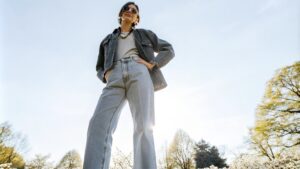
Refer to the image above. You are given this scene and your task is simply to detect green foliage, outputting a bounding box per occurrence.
[194,140,227,169]
[250,61,300,159]
[0,122,26,169]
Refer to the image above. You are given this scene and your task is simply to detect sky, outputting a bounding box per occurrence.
[1,0,299,165]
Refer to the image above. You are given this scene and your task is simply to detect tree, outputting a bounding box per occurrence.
[229,149,300,169]
[110,148,133,169]
[54,150,82,169]
[0,122,27,168]
[158,144,175,169]
[0,145,25,168]
[250,61,300,159]
[167,129,195,169]
[194,140,227,168]
[248,129,275,161]
[25,154,53,169]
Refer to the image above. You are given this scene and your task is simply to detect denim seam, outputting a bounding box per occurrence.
[101,95,125,169]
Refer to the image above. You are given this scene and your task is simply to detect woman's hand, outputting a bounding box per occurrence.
[136,58,155,70]
[104,70,112,82]
[105,74,109,81]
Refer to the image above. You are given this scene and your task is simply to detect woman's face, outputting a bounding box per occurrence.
[120,4,139,26]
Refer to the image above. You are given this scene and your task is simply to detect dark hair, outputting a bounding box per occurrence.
[118,2,140,27]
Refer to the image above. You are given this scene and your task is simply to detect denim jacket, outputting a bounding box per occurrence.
[96,27,175,91]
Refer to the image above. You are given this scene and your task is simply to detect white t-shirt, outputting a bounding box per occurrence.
[116,31,140,60]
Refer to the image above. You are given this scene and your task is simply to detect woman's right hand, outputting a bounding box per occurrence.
[105,73,109,81]
[105,70,112,82]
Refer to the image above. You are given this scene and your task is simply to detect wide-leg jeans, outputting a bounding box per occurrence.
[83,56,157,169]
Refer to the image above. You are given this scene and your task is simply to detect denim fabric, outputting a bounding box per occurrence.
[83,56,157,169]
[96,27,175,91]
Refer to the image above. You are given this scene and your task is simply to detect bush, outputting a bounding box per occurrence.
[201,151,300,169]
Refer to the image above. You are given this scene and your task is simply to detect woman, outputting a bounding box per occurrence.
[83,2,174,169]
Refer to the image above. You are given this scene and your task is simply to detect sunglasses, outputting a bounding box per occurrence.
[122,6,138,14]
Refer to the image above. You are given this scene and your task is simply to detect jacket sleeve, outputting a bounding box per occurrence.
[96,35,110,83]
[144,30,175,69]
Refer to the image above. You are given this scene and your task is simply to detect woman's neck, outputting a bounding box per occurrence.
[120,23,132,32]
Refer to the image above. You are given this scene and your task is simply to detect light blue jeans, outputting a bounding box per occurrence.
[83,56,157,169]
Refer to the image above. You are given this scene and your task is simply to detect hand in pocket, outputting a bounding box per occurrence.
[105,70,112,82]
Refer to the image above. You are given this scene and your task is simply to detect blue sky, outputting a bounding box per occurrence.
[1,0,299,164]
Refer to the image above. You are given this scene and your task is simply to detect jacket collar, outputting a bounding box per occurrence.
[112,27,121,34]
[112,26,136,35]
[112,27,141,42]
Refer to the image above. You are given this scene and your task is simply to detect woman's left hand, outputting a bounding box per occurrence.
[136,58,155,70]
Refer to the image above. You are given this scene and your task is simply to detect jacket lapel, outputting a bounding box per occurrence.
[133,29,147,60]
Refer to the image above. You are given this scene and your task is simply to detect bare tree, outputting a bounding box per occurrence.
[110,148,133,169]
[167,129,195,169]
[25,154,54,169]
[55,150,82,169]
[158,143,174,169]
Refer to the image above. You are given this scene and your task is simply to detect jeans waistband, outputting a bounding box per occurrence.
[113,55,140,65]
